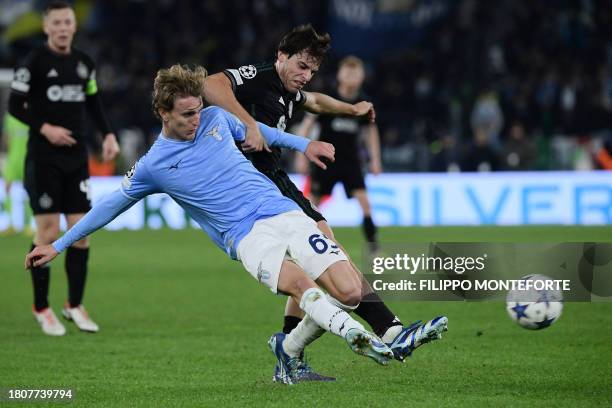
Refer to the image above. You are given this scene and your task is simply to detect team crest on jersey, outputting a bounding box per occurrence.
[206,125,222,140]
[76,61,88,79]
[122,162,137,189]
[238,65,257,79]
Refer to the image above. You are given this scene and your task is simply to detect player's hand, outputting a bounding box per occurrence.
[241,125,271,153]
[102,133,120,162]
[305,141,335,170]
[352,101,376,123]
[40,123,77,146]
[25,245,58,269]
[370,159,382,175]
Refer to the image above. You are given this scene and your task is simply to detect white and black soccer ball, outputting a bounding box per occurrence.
[506,274,563,330]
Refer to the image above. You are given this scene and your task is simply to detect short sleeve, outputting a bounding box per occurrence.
[295,90,306,109]
[223,64,260,98]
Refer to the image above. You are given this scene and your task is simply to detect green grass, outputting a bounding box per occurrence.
[0,227,610,407]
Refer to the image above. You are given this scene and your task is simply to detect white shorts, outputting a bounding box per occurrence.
[236,210,348,293]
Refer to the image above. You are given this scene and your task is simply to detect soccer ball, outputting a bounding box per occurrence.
[506,274,563,330]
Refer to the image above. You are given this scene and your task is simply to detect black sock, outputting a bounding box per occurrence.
[283,315,303,334]
[30,243,50,311]
[362,216,378,244]
[65,247,89,308]
[354,292,402,338]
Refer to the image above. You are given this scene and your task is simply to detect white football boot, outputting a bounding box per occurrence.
[62,303,99,333]
[33,307,66,336]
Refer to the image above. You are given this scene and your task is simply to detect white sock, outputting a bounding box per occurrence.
[299,288,365,338]
[283,315,324,358]
[283,294,360,357]
[381,324,404,343]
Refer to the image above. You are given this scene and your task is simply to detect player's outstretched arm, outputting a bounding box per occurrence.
[294,112,319,173]
[25,189,139,269]
[256,121,335,169]
[203,73,269,152]
[303,91,376,122]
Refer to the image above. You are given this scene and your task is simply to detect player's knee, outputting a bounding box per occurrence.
[334,285,362,307]
[35,225,60,244]
[282,275,317,299]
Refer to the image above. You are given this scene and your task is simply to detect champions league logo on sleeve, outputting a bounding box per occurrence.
[122,162,137,189]
[15,67,31,83]
[238,65,257,79]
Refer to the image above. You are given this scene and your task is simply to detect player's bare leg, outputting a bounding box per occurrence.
[62,213,98,332]
[280,200,404,348]
[2,182,15,235]
[287,194,446,361]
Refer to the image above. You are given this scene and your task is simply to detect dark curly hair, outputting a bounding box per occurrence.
[277,24,331,65]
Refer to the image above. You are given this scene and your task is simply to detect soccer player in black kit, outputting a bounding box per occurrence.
[204,25,447,382]
[8,1,120,336]
[297,56,382,250]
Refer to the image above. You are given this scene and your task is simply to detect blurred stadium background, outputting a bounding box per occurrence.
[1,0,611,231]
[0,1,610,406]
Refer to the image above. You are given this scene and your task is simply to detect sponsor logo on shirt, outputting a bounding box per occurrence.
[331,117,359,133]
[46,85,85,102]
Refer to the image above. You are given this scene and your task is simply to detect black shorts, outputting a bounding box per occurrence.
[262,169,326,223]
[311,159,366,198]
[24,158,91,215]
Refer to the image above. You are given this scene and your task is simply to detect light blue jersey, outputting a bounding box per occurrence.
[53,106,312,259]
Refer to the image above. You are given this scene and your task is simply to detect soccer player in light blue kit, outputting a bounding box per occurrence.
[25,64,400,383]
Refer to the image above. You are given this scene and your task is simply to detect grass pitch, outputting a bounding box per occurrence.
[0,226,610,407]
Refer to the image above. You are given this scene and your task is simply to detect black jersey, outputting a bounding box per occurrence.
[316,89,370,161]
[223,62,306,172]
[8,45,111,162]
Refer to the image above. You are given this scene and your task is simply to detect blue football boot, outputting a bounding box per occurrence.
[386,316,449,361]
[269,333,335,384]
[345,328,394,365]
